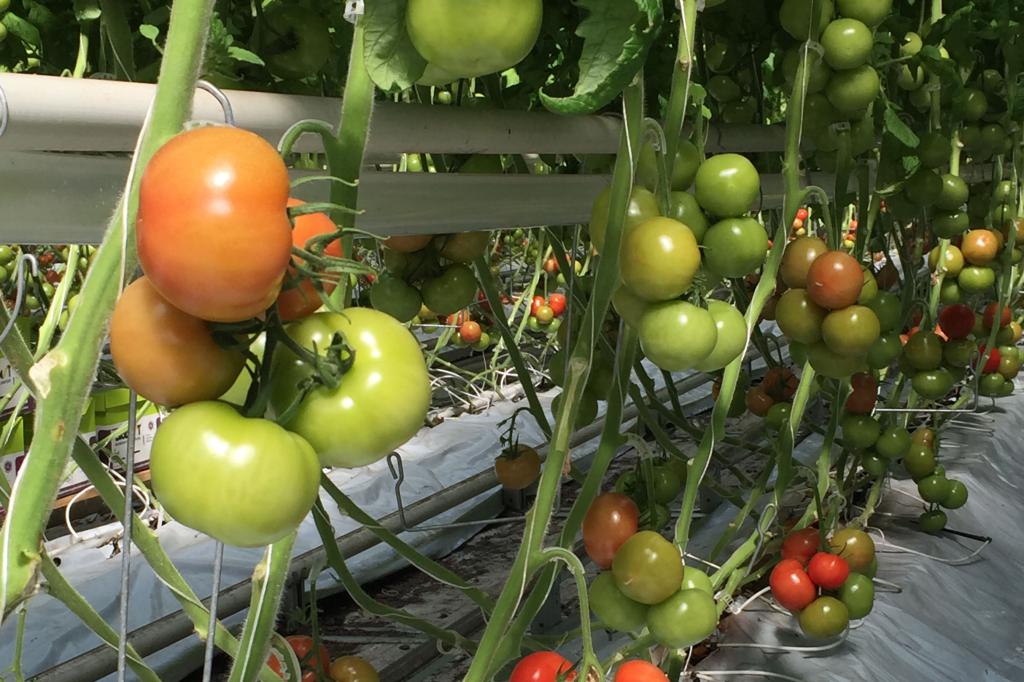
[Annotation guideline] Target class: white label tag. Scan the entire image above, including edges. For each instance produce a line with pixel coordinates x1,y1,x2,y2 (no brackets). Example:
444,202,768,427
344,0,364,23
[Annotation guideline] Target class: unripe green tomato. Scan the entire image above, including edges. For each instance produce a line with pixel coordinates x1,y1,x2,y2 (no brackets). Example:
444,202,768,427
861,452,888,478
839,573,875,620
902,443,937,480
918,474,952,503
821,18,874,70
875,425,911,459
941,479,969,509
589,572,648,633
799,596,849,639
918,509,947,533
646,588,718,648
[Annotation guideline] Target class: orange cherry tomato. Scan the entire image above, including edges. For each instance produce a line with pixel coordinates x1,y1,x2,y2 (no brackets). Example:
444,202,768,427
583,492,639,569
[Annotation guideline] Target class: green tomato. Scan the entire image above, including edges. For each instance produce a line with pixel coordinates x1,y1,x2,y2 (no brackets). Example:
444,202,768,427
918,474,952,503
420,264,477,316
822,305,880,356
941,479,969,509
839,573,875,620
646,463,683,505
799,596,850,639
612,285,649,328
637,141,703,193
682,566,714,594
406,0,541,78
589,572,648,633
707,74,742,103
861,452,888,478
826,65,880,115
931,210,970,238
808,340,867,378
939,280,962,304
917,131,952,169
956,88,988,122
369,278,423,323
667,191,709,243
904,332,943,371
858,268,878,303
0,246,14,264
821,18,874,70
904,168,943,207
875,425,911,459
865,292,901,332
779,0,834,40
782,48,832,95
764,400,793,429
842,414,881,450
703,217,769,278
620,217,701,302
936,174,970,211
551,389,599,429
262,6,331,80
150,402,321,547
919,509,947,533
271,309,431,468
943,338,974,367
694,300,748,371
912,368,954,400
776,289,826,344
694,154,761,218
589,187,660,254
838,0,892,25
646,588,718,648
902,443,937,480
978,372,1007,397
612,531,684,605
958,265,995,293
639,301,718,372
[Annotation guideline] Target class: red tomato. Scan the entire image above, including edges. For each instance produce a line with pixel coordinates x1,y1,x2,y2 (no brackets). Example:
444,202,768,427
459,320,482,344
548,292,567,317
531,295,546,316
544,257,560,274
807,552,850,590
267,635,330,680
583,492,640,568
844,372,877,415
781,528,820,565
510,651,576,682
277,199,343,321
614,659,670,682
806,251,864,310
983,302,1011,329
138,126,292,322
976,345,1002,374
796,207,809,221
770,558,817,611
938,304,976,340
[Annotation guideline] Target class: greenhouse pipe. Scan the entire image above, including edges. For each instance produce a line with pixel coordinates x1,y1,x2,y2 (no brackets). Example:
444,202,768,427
33,371,717,682
0,74,791,157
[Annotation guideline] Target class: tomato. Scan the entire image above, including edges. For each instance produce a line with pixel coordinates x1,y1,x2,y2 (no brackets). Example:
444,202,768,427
826,65,879,115
822,305,880,356
494,444,541,490
667,191,709,242
782,48,831,95
806,251,863,309
329,655,379,682
902,443,936,480
912,368,954,400
583,492,639,569
999,349,1021,379
110,277,244,407
776,289,826,344
620,218,701,301
770,559,817,611
781,527,820,565
839,573,874,620
384,235,432,253
614,660,669,682
845,372,878,414
531,295,546,317
138,126,292,322
779,0,833,39
590,571,648,633
956,87,988,121
941,480,969,509
703,217,769,277
931,210,969,238
612,531,684,604
828,528,875,573
509,651,576,682
271,309,431,467
268,635,330,681
976,345,1003,374
151,402,320,546
928,244,964,276
535,305,555,325
808,340,867,378
369,278,422,323
962,229,1000,265
682,566,713,593
694,300,748,371
936,174,970,211
548,293,567,317
958,265,995,293
781,237,828,288
638,301,718,371
858,268,878,303
551,389,599,429
745,386,775,416
979,372,1007,396
277,199,342,321
903,331,943,370
763,402,791,430
645,588,717,648
874,425,911,460
821,18,873,70
438,232,491,264
807,552,850,590
841,414,881,450
918,474,953,503
694,154,760,218
261,5,331,79
800,596,850,638
983,302,1011,329
861,453,888,478
406,0,541,78
938,304,975,340
919,509,948,533
941,338,972,368
837,0,890,26
589,187,660,254
421,264,477,316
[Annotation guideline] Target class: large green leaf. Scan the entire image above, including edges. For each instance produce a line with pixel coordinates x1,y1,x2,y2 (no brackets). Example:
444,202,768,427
540,0,663,115
363,0,426,93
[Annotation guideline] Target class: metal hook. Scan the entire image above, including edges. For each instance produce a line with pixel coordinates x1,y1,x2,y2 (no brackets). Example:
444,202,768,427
744,503,777,575
0,254,39,345
386,452,408,532
195,79,236,127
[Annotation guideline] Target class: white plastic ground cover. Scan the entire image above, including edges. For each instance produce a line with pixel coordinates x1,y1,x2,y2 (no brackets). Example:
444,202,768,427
692,384,1024,682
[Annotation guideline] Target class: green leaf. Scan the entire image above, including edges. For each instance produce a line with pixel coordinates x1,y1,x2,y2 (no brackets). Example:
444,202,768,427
228,46,264,66
2,14,41,49
363,0,426,93
139,23,161,50
540,0,664,115
883,107,919,148
72,0,101,21
919,45,962,90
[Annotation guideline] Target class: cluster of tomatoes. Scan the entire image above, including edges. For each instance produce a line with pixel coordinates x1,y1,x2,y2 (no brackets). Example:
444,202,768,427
775,238,882,379
580,492,717,649
528,291,567,333
769,527,877,639
612,457,688,530
744,366,800,427
443,308,495,351
929,227,1019,302
0,244,95,338
266,635,379,682
510,651,671,682
109,125,431,548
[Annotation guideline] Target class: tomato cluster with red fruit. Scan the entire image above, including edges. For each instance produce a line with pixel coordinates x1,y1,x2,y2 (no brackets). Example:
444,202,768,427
267,635,380,682
528,292,567,333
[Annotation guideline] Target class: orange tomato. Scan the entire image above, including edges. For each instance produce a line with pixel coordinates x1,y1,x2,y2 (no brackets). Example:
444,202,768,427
277,199,343,321
961,229,1000,265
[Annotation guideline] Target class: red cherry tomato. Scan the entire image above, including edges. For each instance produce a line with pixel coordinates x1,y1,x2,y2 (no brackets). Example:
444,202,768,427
510,651,576,682
459,320,482,345
548,292,567,317
938,304,976,340
544,257,560,274
583,492,639,568
267,635,330,680
781,527,820,565
531,295,546,316
807,552,850,590
844,372,877,415
975,345,1002,374
770,558,817,611
796,208,809,221
614,659,670,682
983,302,1011,329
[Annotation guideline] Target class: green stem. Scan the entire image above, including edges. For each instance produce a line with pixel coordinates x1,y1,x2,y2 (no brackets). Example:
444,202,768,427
99,0,137,80
536,547,601,678
662,0,698,167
